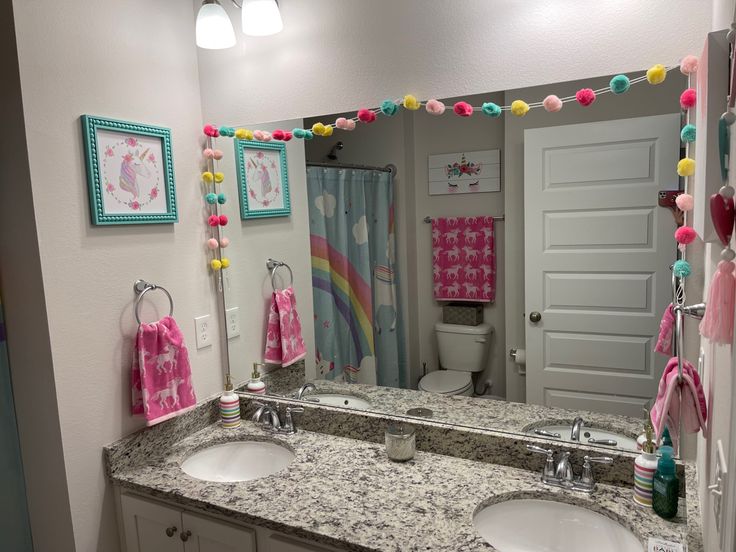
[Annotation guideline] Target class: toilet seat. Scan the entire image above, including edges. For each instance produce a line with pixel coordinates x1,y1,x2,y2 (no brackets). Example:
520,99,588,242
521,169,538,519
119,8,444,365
418,370,473,395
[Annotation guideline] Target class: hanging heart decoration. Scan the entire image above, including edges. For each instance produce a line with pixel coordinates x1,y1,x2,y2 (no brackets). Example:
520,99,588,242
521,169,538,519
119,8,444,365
709,192,735,246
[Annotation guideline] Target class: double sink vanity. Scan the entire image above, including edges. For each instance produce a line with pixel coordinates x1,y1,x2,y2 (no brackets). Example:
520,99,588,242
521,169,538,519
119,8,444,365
106,374,702,552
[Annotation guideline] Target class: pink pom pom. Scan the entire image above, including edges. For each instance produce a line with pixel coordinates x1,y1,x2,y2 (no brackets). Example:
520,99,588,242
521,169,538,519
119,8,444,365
575,88,596,107
680,88,696,109
675,225,697,244
425,99,446,115
208,215,219,227
346,119,356,130
272,129,285,141
203,148,215,159
282,131,293,142
453,101,473,117
207,238,219,250
203,124,219,137
680,55,698,75
676,193,694,211
542,95,563,112
261,131,272,142
219,215,228,226
213,149,224,160
357,109,376,123
253,130,265,141
335,117,349,129
220,237,230,248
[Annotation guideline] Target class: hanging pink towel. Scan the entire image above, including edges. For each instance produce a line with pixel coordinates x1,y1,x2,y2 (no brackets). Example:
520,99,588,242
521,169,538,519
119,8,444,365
650,357,707,446
654,304,675,355
432,216,495,302
131,316,196,426
264,287,307,367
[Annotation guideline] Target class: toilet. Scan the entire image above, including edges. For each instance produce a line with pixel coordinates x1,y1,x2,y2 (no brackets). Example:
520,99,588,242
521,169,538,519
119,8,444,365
418,322,493,396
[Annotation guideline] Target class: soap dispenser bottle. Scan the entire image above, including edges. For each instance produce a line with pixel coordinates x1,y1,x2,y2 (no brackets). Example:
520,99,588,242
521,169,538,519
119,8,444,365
652,445,679,519
245,363,266,395
219,374,241,429
633,419,657,507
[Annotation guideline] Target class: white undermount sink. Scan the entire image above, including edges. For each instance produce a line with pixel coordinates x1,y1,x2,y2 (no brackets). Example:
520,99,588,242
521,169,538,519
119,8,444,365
304,393,371,410
181,441,294,482
474,498,643,552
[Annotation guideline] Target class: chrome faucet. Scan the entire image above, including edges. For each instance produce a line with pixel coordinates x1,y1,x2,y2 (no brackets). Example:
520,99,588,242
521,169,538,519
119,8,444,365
527,445,612,493
294,382,316,400
251,402,304,434
570,417,585,441
554,451,574,482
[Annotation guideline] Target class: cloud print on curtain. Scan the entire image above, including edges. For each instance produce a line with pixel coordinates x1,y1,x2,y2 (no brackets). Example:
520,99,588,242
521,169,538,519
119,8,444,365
307,166,406,388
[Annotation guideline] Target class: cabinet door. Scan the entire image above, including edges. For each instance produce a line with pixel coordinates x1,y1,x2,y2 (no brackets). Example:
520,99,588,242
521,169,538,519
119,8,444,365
266,534,344,552
121,494,185,552
181,512,256,552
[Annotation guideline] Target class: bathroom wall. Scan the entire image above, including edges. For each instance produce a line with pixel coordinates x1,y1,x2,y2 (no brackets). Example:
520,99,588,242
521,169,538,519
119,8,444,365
6,0,218,550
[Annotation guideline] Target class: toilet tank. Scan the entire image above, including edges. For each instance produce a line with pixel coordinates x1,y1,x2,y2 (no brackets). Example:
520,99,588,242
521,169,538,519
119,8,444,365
435,322,493,372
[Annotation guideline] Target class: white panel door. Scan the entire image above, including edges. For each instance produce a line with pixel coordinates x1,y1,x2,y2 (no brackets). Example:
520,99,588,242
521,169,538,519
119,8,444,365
181,512,256,552
121,493,185,552
524,114,679,416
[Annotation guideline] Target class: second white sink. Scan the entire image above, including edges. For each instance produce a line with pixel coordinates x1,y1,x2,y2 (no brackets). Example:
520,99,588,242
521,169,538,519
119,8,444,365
305,393,371,410
181,441,294,482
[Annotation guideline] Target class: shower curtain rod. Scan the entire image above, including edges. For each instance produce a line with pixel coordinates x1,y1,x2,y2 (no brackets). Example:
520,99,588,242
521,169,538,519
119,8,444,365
307,162,395,174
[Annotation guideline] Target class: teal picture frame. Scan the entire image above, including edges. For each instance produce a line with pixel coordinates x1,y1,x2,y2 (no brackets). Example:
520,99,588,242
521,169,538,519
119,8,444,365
235,139,291,219
81,115,177,225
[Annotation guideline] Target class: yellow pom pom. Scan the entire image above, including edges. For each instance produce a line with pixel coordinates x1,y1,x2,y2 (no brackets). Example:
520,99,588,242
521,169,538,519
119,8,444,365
677,157,695,176
403,94,421,110
322,125,334,137
214,172,224,183
646,64,667,85
234,128,248,139
221,257,230,268
511,100,529,117
312,122,326,136
210,259,222,271
244,129,254,140
202,171,214,183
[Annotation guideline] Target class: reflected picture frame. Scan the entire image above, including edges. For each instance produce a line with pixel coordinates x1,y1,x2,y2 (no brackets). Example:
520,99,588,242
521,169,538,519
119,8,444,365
81,115,177,225
235,139,291,219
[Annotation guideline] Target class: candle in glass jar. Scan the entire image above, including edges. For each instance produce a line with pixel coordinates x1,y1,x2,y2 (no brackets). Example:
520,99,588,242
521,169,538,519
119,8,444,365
385,423,415,462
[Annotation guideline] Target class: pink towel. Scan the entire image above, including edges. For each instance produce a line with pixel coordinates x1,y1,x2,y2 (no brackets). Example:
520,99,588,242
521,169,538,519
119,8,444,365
432,216,495,302
650,357,707,446
131,316,196,426
264,287,307,367
654,304,675,355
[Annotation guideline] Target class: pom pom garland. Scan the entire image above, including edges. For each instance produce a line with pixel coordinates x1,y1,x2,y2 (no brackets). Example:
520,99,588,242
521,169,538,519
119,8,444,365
453,101,473,117
381,99,398,116
235,128,254,140
272,129,285,141
207,238,219,250
261,131,272,142
425,99,446,115
219,215,228,226
680,124,696,143
673,259,692,278
220,237,230,248
217,193,226,204
542,95,563,112
203,148,215,159
293,128,306,139
511,100,529,117
335,117,350,129
675,226,697,244
322,125,334,137
646,64,667,85
680,88,696,110
202,171,214,183
610,74,630,94
357,109,376,123
303,130,314,140
575,88,596,107
403,94,421,110
205,192,217,204
219,126,235,137
213,149,224,160
311,123,326,135
481,102,501,117
680,55,698,75
677,158,696,177
221,258,230,269
282,131,293,141
203,124,219,137
214,172,224,183
675,193,694,211
210,259,222,271
253,130,266,141
208,215,219,226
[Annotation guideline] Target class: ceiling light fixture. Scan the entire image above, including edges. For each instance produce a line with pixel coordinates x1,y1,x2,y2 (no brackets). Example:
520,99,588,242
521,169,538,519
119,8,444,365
196,0,283,49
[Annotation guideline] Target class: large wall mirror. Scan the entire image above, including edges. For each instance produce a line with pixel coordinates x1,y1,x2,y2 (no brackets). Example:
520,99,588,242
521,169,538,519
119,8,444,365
213,67,702,456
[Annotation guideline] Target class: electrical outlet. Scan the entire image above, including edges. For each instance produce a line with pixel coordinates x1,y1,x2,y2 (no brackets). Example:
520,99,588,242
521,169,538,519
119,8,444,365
194,315,212,349
226,307,240,339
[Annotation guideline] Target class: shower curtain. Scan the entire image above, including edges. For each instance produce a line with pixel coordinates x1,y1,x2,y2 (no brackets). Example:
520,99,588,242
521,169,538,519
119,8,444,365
307,166,406,387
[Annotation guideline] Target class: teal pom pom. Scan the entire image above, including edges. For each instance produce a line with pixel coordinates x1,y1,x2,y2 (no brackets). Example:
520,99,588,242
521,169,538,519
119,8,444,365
303,130,314,140
610,75,630,94
219,126,235,137
217,193,226,204
673,259,692,278
681,124,696,143
293,128,306,139
205,193,217,204
481,102,502,118
380,99,398,117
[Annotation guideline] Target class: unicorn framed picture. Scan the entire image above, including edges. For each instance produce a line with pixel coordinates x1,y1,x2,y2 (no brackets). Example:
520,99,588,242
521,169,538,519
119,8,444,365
234,139,291,219
81,115,177,225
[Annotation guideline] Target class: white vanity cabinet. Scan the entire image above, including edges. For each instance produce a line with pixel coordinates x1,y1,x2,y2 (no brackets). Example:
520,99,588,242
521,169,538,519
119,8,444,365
119,492,343,552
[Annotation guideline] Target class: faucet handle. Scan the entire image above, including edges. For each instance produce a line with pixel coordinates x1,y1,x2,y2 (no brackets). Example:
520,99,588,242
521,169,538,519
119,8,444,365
580,455,613,487
584,455,613,465
286,406,305,414
527,445,555,478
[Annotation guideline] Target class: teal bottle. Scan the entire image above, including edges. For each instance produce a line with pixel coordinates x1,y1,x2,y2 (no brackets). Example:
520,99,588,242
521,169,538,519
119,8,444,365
652,445,679,519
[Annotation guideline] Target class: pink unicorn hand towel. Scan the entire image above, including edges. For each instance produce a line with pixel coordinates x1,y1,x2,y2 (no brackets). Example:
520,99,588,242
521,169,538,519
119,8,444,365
654,304,675,355
131,316,196,426
432,216,495,302
264,287,307,367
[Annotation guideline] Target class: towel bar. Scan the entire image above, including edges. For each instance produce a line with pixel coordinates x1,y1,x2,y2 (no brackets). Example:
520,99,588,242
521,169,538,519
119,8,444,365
133,279,174,324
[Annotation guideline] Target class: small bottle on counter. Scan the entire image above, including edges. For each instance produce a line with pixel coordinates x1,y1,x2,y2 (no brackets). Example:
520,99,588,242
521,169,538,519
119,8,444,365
246,363,267,394
652,445,679,519
219,374,241,429
633,419,657,507
385,423,415,462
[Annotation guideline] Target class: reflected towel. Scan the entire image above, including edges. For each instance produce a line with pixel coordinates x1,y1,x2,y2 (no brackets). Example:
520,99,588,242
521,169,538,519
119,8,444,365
432,216,495,302
131,316,196,426
654,303,675,355
264,287,307,367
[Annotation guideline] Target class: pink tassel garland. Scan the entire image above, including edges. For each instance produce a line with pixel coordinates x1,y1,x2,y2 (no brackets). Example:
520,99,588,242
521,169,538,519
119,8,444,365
700,260,736,344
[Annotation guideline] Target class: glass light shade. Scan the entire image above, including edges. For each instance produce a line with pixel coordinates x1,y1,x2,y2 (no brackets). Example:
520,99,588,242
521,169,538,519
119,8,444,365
242,0,283,36
196,1,236,49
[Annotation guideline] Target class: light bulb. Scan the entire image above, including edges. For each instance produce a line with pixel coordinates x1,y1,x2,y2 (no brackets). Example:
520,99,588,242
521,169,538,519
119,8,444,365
242,0,283,37
196,0,236,49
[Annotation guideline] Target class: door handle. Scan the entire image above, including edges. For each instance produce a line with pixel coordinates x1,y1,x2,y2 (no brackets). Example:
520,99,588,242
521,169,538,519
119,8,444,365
165,526,178,537
180,530,192,542
529,311,542,323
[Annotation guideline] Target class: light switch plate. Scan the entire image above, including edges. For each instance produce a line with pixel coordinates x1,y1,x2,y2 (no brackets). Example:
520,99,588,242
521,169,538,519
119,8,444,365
194,315,212,349
226,307,240,339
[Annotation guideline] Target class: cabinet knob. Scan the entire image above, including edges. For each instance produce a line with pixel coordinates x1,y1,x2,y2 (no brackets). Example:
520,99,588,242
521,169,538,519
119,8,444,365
165,526,178,538
529,311,542,323
180,530,192,542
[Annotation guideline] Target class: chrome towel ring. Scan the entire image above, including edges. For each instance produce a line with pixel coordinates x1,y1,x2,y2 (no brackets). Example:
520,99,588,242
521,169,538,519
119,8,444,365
266,259,293,291
133,279,174,324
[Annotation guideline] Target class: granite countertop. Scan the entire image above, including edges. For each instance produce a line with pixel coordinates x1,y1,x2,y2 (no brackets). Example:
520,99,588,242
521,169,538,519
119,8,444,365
107,418,699,552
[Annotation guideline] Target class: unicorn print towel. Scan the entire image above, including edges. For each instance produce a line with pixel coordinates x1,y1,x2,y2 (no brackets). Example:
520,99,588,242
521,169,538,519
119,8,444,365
264,287,307,367
131,316,196,426
432,216,496,302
